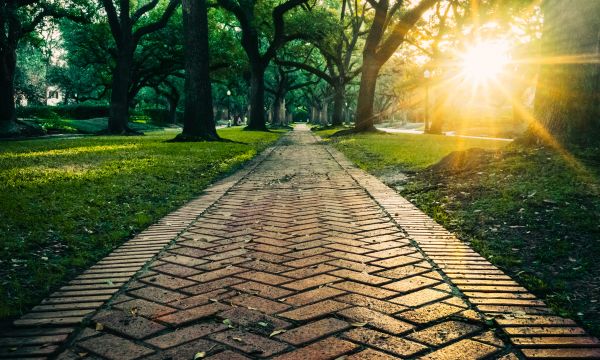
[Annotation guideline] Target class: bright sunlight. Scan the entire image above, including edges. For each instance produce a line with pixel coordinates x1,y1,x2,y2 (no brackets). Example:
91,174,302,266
460,41,510,83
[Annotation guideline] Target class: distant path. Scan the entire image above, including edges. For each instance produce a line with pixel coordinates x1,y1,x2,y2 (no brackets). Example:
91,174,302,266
377,127,514,142
1,124,597,359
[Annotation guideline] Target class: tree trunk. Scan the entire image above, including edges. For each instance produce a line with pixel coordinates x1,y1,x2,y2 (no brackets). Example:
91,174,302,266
179,0,219,140
0,47,18,136
331,82,345,126
168,95,179,123
530,0,600,145
272,96,282,125
354,56,381,131
247,65,268,130
108,45,134,134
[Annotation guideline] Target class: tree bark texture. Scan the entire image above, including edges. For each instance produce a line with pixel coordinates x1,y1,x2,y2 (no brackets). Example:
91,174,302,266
180,0,219,140
531,0,600,145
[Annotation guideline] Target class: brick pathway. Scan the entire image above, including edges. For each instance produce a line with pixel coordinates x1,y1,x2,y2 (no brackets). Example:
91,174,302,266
2,125,599,359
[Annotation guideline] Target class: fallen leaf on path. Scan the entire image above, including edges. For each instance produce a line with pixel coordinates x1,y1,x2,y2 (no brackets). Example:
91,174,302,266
270,329,286,337
351,322,368,327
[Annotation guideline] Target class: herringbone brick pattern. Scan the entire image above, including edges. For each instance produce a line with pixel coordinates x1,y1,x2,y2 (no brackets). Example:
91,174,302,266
1,125,598,359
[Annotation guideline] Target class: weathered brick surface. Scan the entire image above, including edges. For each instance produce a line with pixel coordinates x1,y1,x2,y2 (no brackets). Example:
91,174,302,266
2,125,597,359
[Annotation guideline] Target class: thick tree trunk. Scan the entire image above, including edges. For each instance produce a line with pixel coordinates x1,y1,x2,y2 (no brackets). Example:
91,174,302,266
179,0,219,140
332,82,345,126
0,47,18,136
355,56,381,131
247,65,267,130
108,45,134,134
530,0,600,145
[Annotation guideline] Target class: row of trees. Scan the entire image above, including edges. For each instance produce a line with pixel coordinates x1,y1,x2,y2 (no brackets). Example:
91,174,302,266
1,0,598,145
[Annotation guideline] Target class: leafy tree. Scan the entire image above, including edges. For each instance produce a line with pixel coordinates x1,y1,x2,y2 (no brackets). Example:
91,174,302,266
99,0,180,134
0,0,89,135
354,0,437,131
277,0,365,125
215,0,317,130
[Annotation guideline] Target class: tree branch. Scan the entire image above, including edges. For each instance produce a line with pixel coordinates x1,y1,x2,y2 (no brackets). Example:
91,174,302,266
133,0,181,44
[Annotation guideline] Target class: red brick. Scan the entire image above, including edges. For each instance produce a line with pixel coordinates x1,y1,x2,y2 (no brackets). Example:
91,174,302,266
338,306,414,334
276,318,350,345
272,337,357,360
156,303,230,326
279,300,350,321
331,281,397,299
282,287,345,307
189,266,246,282
228,294,290,314
231,281,292,299
78,333,154,360
281,274,340,290
208,330,287,357
343,328,426,357
420,339,499,359
407,320,482,346
146,323,227,349
93,310,165,340
235,271,292,285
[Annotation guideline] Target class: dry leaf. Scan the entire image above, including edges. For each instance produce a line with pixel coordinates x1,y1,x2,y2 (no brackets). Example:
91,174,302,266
95,323,104,331
194,352,206,359
350,322,368,327
269,329,286,337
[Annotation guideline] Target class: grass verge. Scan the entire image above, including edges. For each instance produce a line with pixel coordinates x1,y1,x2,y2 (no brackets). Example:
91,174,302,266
0,127,283,320
318,129,600,336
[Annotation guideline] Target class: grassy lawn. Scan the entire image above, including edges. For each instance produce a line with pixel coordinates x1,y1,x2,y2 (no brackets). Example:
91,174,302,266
0,127,283,321
317,128,600,337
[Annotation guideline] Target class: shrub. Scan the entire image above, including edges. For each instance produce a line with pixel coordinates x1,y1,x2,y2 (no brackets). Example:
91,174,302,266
143,108,181,124
16,105,109,120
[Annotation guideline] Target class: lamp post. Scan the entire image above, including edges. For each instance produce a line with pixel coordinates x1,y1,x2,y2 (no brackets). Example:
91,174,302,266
226,90,231,121
423,70,431,133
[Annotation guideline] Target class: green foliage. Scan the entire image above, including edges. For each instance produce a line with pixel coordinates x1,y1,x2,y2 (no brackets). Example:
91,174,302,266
143,108,181,124
0,128,283,319
17,105,109,120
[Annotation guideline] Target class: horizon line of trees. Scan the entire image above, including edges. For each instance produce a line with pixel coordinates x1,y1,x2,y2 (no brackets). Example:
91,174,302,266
0,0,598,145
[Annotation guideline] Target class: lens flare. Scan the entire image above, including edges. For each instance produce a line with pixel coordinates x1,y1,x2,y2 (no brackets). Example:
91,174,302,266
460,41,510,83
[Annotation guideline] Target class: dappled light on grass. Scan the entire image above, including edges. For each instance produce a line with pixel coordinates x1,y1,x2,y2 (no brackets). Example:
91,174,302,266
0,144,139,159
0,128,283,319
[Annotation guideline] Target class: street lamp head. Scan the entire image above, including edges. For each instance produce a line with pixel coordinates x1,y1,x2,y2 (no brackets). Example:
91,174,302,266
227,90,231,96
423,70,431,79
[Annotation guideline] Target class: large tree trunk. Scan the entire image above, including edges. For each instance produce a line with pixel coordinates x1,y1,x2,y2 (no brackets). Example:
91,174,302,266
178,0,219,140
355,56,381,131
247,64,267,130
331,82,345,126
0,47,18,136
108,45,134,134
530,0,600,145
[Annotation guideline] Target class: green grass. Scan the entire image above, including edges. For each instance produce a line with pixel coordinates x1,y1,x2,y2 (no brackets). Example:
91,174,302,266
21,117,172,134
315,128,507,172
0,128,283,320
319,129,600,337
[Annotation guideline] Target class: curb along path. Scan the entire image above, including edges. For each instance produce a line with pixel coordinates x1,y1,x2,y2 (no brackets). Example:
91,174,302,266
1,125,598,359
